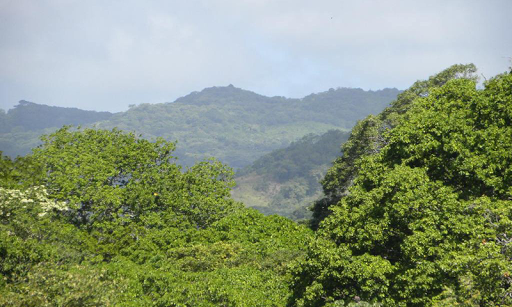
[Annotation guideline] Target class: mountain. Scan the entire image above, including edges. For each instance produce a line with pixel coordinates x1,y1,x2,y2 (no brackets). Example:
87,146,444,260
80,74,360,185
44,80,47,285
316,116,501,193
0,86,399,168
0,100,114,132
0,101,114,157
232,129,350,219
71,85,399,168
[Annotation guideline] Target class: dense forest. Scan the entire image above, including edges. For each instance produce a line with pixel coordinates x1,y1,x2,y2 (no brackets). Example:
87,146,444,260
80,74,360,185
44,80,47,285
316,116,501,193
0,86,399,168
1,64,512,306
0,128,313,306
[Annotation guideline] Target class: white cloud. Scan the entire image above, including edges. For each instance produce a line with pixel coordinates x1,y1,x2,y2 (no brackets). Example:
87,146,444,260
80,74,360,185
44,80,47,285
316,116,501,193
0,0,510,111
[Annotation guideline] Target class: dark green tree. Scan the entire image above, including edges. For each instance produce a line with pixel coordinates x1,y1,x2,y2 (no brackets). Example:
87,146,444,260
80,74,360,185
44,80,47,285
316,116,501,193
311,64,478,229
291,71,512,306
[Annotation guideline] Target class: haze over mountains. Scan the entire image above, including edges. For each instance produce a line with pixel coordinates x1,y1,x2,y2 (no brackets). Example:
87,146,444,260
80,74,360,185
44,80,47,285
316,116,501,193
0,85,399,169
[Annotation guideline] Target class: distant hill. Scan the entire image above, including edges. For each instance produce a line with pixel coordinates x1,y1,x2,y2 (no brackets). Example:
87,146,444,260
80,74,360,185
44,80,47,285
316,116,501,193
232,130,350,219
0,86,399,168
0,101,114,156
0,100,114,132
95,86,399,168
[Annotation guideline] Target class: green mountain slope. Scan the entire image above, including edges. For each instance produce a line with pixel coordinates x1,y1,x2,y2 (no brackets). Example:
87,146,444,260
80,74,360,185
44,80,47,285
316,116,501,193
0,101,114,157
1,86,399,168
0,100,114,132
232,130,350,219
96,85,399,168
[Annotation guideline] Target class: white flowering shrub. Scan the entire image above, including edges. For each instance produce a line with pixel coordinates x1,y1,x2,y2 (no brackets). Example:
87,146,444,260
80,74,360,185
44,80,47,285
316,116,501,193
0,186,67,221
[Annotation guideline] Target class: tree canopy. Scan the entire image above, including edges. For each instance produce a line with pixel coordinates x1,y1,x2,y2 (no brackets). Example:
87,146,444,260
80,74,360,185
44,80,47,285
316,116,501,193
0,127,312,306
290,69,512,306
311,64,478,229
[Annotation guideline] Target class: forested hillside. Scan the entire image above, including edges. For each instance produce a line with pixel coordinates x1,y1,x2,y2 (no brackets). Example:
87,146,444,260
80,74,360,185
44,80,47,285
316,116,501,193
0,86,399,168
0,100,114,132
232,130,350,219
96,85,398,168
2,65,511,306
0,101,114,157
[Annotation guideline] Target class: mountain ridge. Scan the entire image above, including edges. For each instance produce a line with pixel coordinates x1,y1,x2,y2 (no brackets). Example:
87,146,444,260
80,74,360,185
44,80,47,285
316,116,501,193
1,85,400,169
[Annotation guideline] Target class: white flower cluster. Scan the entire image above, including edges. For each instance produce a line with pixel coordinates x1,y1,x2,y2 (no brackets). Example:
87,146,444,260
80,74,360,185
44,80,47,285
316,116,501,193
0,186,68,218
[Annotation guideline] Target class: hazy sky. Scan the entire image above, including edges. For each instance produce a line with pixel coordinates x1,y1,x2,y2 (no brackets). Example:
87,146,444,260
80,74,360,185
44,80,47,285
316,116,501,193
1,0,511,112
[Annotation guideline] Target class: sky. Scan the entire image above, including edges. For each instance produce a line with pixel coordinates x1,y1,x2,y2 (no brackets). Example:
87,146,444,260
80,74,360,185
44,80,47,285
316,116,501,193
1,0,511,112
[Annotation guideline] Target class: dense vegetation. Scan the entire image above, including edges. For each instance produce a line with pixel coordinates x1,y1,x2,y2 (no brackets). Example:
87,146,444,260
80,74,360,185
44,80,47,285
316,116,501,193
310,64,480,228
0,127,312,306
0,86,399,168
291,66,512,306
2,65,512,306
233,130,350,219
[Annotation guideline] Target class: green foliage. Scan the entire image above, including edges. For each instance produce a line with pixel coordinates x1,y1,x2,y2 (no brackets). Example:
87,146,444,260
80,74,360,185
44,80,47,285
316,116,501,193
384,76,512,199
6,66,511,306
31,127,237,231
0,186,93,293
311,63,478,228
1,263,131,307
103,208,313,306
1,127,313,306
290,71,512,306
0,153,43,189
